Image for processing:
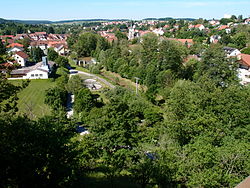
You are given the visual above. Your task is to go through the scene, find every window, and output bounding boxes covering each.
[31,74,34,77]
[35,74,38,77]
[39,74,43,77]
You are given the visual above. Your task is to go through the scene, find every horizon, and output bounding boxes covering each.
[1,0,250,21]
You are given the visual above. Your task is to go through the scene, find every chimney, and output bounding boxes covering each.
[42,56,48,66]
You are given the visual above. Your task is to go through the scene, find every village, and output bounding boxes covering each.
[1,15,250,84]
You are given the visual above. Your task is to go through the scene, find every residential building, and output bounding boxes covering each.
[223,47,241,58]
[10,57,55,79]
[13,51,29,67]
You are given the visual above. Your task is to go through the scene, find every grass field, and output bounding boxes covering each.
[9,79,56,119]
[101,70,147,92]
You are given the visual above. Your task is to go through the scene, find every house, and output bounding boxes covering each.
[13,51,29,67]
[7,43,24,48]
[244,18,250,24]
[238,54,250,69]
[194,24,205,31]
[177,39,194,47]
[218,25,231,33]
[53,44,68,55]
[77,57,97,67]
[0,62,14,74]
[10,57,55,79]
[223,47,241,58]
[7,46,24,53]
[152,28,164,36]
[210,35,221,44]
[209,20,220,26]
[237,54,250,85]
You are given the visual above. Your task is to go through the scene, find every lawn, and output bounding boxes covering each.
[101,70,147,92]
[9,79,56,119]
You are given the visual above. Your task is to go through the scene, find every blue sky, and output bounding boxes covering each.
[1,0,250,21]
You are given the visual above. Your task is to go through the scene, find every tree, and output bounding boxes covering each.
[47,26,55,34]
[74,32,98,57]
[194,44,238,87]
[231,15,237,20]
[0,115,78,188]
[0,40,6,55]
[0,76,29,114]
[158,40,186,75]
[232,32,247,49]
[74,88,96,114]
[47,48,59,61]
[66,75,83,94]
[55,56,68,67]
[45,87,67,112]
[19,37,30,51]
[238,15,243,21]
[115,30,127,40]
[30,47,44,62]
[241,47,250,55]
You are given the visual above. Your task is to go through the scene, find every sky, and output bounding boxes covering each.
[1,0,250,21]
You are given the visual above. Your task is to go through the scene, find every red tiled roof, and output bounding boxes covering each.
[34,32,47,35]
[195,24,203,28]
[0,35,14,39]
[7,43,24,48]
[139,30,152,36]
[218,25,229,30]
[15,51,29,59]
[240,54,250,67]
[177,39,194,44]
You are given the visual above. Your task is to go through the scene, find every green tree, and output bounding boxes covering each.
[74,32,98,57]
[30,47,44,62]
[232,32,247,49]
[241,47,250,54]
[74,88,96,114]
[66,75,83,94]
[115,30,128,40]
[47,48,59,61]
[0,116,78,188]
[194,44,238,87]
[45,87,67,112]
[0,40,6,55]
[55,56,69,67]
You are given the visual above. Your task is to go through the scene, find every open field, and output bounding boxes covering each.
[100,70,147,93]
[9,79,56,119]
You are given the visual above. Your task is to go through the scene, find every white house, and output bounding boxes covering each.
[223,47,241,58]
[13,51,29,67]
[152,28,164,36]
[54,44,68,55]
[10,57,55,79]
[194,24,205,31]
[210,35,221,44]
[8,46,24,54]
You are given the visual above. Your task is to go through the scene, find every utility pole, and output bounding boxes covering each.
[134,77,140,95]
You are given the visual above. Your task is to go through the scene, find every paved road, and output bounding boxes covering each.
[69,69,116,89]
